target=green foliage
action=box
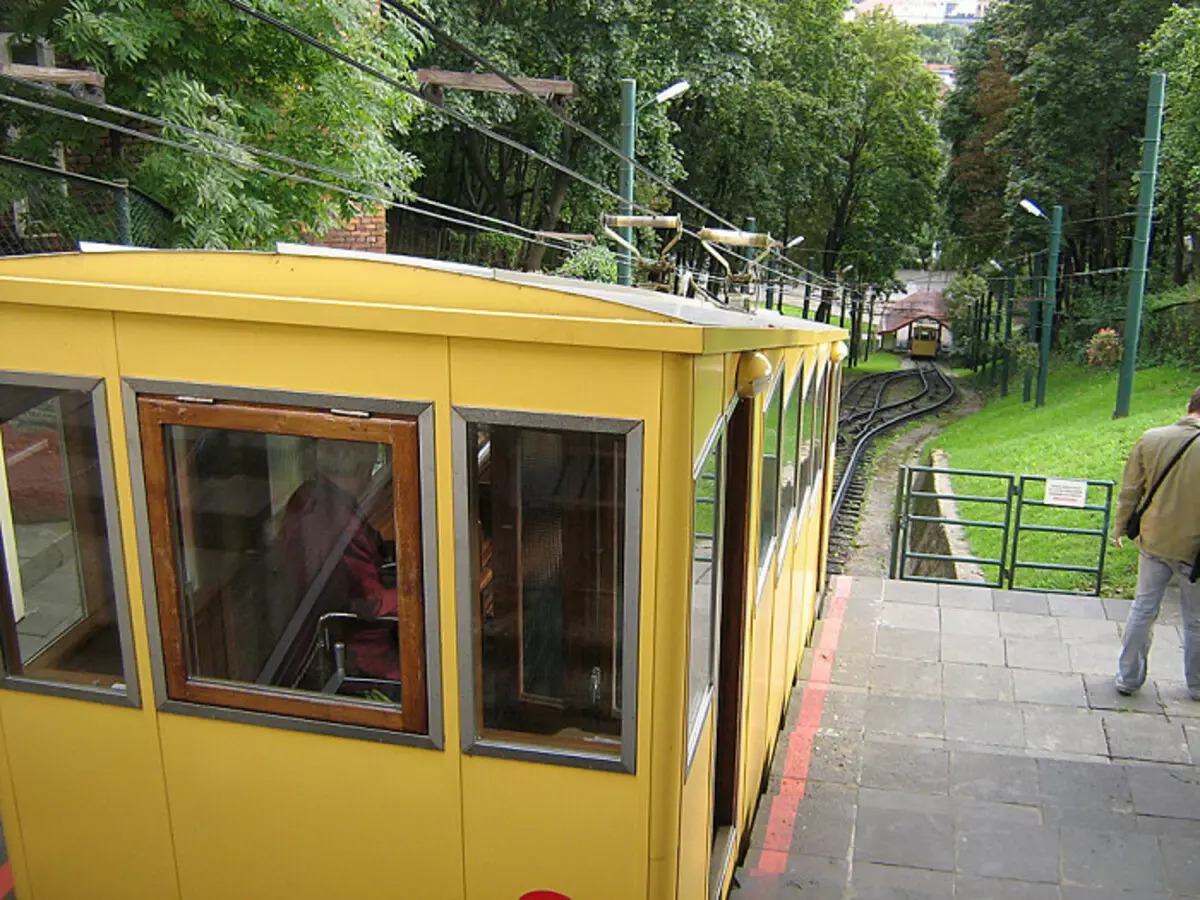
[848,352,903,376]
[1006,339,1040,374]
[944,271,988,361]
[3,0,423,248]
[931,364,1198,596]
[555,245,618,283]
[915,22,969,65]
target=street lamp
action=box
[618,78,691,285]
[1020,198,1062,408]
[785,235,805,249]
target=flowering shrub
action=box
[1086,328,1122,367]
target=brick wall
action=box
[318,208,387,253]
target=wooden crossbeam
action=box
[416,68,575,98]
[538,232,595,244]
[0,62,104,87]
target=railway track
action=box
[826,362,957,574]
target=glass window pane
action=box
[469,422,626,754]
[163,426,403,704]
[688,435,721,741]
[758,380,782,569]
[0,384,126,689]
[798,375,814,499]
[812,366,828,485]
[779,375,802,521]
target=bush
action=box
[1086,328,1122,367]
[555,245,618,283]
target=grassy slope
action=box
[849,352,903,375]
[929,364,1197,597]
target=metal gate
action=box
[888,465,1115,596]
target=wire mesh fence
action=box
[0,154,175,256]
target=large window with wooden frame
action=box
[687,428,723,772]
[136,395,429,734]
[0,375,137,703]
[456,408,642,772]
[757,373,783,575]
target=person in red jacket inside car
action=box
[278,439,399,685]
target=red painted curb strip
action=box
[0,860,13,897]
[749,575,852,880]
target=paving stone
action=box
[956,818,1061,883]
[1050,595,1108,619]
[865,695,945,739]
[774,854,848,899]
[880,602,942,632]
[944,698,1025,748]
[851,575,885,599]
[1013,669,1088,707]
[1037,757,1133,813]
[837,622,877,655]
[1060,827,1166,891]
[942,662,1014,701]
[853,862,953,898]
[938,584,994,610]
[860,741,948,795]
[1188,723,1200,762]
[999,611,1062,641]
[869,657,942,697]
[1067,641,1121,677]
[941,633,1005,666]
[1058,617,1121,642]
[799,732,862,785]
[1041,805,1140,833]
[993,590,1051,615]
[940,608,1000,638]
[877,627,941,661]
[1083,674,1164,713]
[954,876,1060,900]
[953,797,1042,827]
[818,686,868,733]
[1060,888,1169,900]
[1158,834,1200,896]
[948,749,1039,804]
[1158,681,1200,719]
[1129,764,1200,819]
[884,580,941,605]
[858,786,952,814]
[830,651,870,688]
[1023,705,1108,755]
[1103,713,1190,763]
[853,805,955,871]
[1102,597,1134,622]
[789,794,857,859]
[1133,813,1200,838]
[1006,638,1072,672]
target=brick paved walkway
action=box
[734,576,1200,899]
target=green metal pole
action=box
[1035,205,1062,408]
[618,78,636,287]
[1001,274,1013,397]
[1114,72,1167,419]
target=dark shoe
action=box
[1114,679,1138,696]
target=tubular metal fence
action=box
[0,154,174,256]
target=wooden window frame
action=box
[137,395,428,734]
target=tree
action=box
[2,0,423,248]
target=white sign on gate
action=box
[1044,478,1089,508]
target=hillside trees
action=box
[1,0,423,247]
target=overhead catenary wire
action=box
[217,0,842,293]
[0,90,579,256]
[0,72,580,252]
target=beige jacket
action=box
[1114,416,1200,564]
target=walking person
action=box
[1112,386,1200,699]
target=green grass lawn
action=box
[847,351,902,376]
[928,364,1198,597]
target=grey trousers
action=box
[1117,550,1200,698]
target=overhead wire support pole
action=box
[618,78,636,287]
[1114,72,1167,420]
[1035,205,1062,408]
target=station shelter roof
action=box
[879,288,950,334]
[0,242,847,356]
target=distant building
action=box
[925,62,956,92]
[845,0,988,26]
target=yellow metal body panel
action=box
[452,339,661,900]
[0,251,844,900]
[0,305,179,900]
[677,712,714,900]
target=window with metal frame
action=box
[811,363,830,494]
[799,370,818,506]
[687,428,723,772]
[778,369,803,531]
[136,394,429,734]
[456,408,642,772]
[0,374,138,704]
[758,374,784,573]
